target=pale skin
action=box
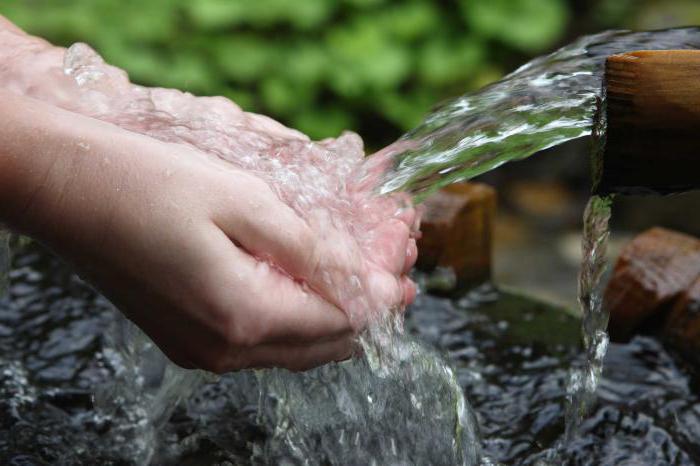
[0,17,418,373]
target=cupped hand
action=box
[1,91,417,373]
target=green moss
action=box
[474,288,581,349]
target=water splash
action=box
[2,24,700,465]
[257,314,481,465]
[6,244,700,465]
[92,315,207,464]
[89,312,482,465]
[55,39,481,466]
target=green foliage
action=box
[461,0,569,53]
[0,0,574,147]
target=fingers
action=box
[213,171,364,302]
[368,218,411,275]
[202,227,353,346]
[402,276,417,306]
[223,335,356,373]
[211,170,418,337]
[405,238,418,274]
[212,171,317,277]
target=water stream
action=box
[1,27,700,465]
[373,27,700,198]
[4,244,700,465]
[564,196,613,442]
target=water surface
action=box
[2,244,699,465]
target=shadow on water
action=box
[2,242,699,465]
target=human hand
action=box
[0,90,416,373]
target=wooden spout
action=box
[593,50,700,195]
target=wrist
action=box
[0,90,85,235]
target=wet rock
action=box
[664,276,700,367]
[416,182,496,293]
[605,227,700,341]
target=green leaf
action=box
[286,0,336,30]
[185,0,247,31]
[282,43,328,85]
[293,107,355,140]
[326,18,411,96]
[418,36,484,86]
[342,0,386,9]
[261,77,314,116]
[376,2,441,41]
[378,89,437,130]
[161,53,215,93]
[461,0,569,52]
[222,88,256,111]
[214,36,277,82]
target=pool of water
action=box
[1,243,699,465]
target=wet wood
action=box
[594,50,700,195]
[605,227,700,341]
[417,182,495,291]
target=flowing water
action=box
[564,196,613,442]
[3,244,700,465]
[1,26,700,465]
[373,28,700,198]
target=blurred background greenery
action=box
[2,0,700,307]
[2,0,699,150]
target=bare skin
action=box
[0,15,419,374]
[0,88,418,373]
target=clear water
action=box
[2,26,700,465]
[372,28,700,198]
[3,244,700,465]
[565,196,613,442]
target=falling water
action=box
[2,25,700,465]
[565,195,613,440]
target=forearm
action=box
[0,88,123,241]
[0,89,69,230]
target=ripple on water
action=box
[1,244,699,465]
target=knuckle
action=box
[198,290,264,350]
[221,312,265,349]
[193,347,248,374]
[300,231,323,280]
[281,353,311,372]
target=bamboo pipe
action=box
[592,50,700,195]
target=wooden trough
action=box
[593,50,700,195]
